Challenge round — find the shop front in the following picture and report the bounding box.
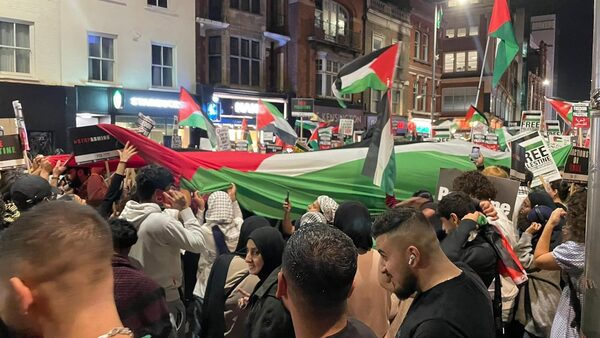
[75,86,191,146]
[205,89,288,144]
[313,100,366,131]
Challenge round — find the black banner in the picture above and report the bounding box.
[69,126,122,164]
[436,168,520,219]
[0,134,24,168]
[563,147,589,184]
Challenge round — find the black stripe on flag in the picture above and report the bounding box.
[333,44,395,92]
[362,90,390,179]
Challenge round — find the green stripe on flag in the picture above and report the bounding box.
[339,72,388,95]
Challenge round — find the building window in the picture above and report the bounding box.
[414,31,421,59]
[147,0,167,8]
[469,26,479,36]
[392,90,400,115]
[445,28,455,38]
[443,53,454,73]
[315,0,349,40]
[444,51,477,73]
[421,81,427,111]
[448,0,481,7]
[151,44,174,87]
[372,33,384,51]
[455,52,466,72]
[231,0,260,14]
[88,34,114,82]
[371,89,380,112]
[230,37,260,87]
[412,80,419,110]
[457,28,467,37]
[208,36,221,84]
[467,51,478,71]
[442,87,477,112]
[316,58,347,99]
[0,21,31,74]
[421,33,429,62]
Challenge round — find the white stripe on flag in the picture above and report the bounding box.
[340,60,376,89]
[373,118,394,187]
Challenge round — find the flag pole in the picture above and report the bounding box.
[430,3,439,138]
[583,0,600,335]
[475,36,491,108]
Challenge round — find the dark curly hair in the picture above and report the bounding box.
[564,189,587,243]
[452,170,498,200]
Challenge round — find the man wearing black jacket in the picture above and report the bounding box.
[437,191,497,287]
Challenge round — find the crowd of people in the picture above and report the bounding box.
[0,141,588,338]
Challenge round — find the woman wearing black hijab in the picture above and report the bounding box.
[244,227,294,338]
[200,216,270,338]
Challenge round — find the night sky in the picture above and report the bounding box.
[554,0,594,101]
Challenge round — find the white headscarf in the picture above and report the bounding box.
[317,195,339,223]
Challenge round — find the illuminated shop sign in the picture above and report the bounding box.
[129,97,183,109]
[233,101,259,115]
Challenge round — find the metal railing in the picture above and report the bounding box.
[368,0,410,22]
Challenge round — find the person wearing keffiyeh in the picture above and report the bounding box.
[307,195,339,224]
[193,187,244,301]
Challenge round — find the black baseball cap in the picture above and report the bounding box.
[10,175,57,211]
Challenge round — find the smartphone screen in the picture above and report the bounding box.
[470,146,481,161]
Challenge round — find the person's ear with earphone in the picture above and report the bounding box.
[408,254,416,265]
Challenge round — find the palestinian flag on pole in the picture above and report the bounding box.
[545,97,573,125]
[257,100,298,145]
[332,43,401,107]
[489,0,519,87]
[88,124,572,219]
[294,120,321,133]
[178,87,218,147]
[308,128,320,150]
[362,90,396,195]
[465,105,489,125]
[241,118,253,146]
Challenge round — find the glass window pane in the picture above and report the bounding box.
[15,49,30,73]
[469,26,478,36]
[88,35,101,57]
[241,59,250,85]
[102,60,113,81]
[209,56,221,84]
[316,73,322,96]
[468,51,477,71]
[241,39,249,57]
[158,0,167,8]
[241,0,250,11]
[456,52,466,71]
[147,0,156,5]
[326,74,332,97]
[162,67,173,87]
[251,60,259,86]
[101,37,113,59]
[326,60,332,72]
[251,41,259,59]
[230,57,239,84]
[251,0,260,14]
[89,58,100,80]
[0,22,14,46]
[209,36,221,55]
[230,0,239,8]
[163,47,173,66]
[15,24,29,48]
[0,48,14,72]
[229,37,238,56]
[444,53,454,73]
[152,65,161,86]
[152,45,161,65]
[457,28,467,37]
[445,29,455,38]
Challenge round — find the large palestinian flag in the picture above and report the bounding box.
[77,124,572,220]
[489,0,519,87]
[465,105,489,125]
[332,43,400,107]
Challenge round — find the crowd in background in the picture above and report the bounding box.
[0,142,588,338]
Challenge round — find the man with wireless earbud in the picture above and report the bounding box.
[373,207,495,338]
